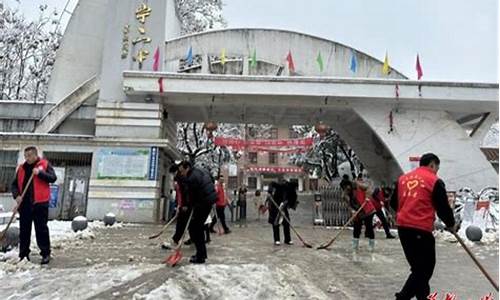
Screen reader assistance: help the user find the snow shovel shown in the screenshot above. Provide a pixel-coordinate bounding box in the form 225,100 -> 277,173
148,213 -> 178,239
0,174 -> 34,242
451,230 -> 499,291
317,201 -> 367,250
268,195 -> 313,248
164,210 -> 193,267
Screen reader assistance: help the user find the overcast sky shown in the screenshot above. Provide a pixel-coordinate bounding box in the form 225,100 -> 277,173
5,0 -> 498,82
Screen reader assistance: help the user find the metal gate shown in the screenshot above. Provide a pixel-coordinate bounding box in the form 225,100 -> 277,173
43,152 -> 92,220
320,186 -> 351,226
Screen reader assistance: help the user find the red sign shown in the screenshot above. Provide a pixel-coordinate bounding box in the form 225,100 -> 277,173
214,137 -> 313,150
247,166 -> 304,174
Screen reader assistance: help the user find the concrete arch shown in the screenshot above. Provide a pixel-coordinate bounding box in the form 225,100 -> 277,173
164,28 -> 407,79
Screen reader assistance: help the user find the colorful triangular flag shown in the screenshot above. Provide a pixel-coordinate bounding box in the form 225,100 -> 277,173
186,46 -> 193,65
350,50 -> 357,73
382,51 -> 390,75
250,48 -> 257,68
286,51 -> 295,73
152,46 -> 160,71
416,54 -> 423,80
220,48 -> 226,65
316,51 -> 324,72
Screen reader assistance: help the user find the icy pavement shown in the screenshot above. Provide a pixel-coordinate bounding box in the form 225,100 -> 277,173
0,199 -> 498,300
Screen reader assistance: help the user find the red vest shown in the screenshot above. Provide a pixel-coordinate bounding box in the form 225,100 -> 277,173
215,183 -> 226,207
355,187 -> 375,215
396,166 -> 439,232
17,159 -> 50,204
174,182 -> 183,206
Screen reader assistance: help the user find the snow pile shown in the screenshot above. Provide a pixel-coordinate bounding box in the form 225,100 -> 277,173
133,264 -> 329,300
0,263 -> 161,299
434,227 -> 499,247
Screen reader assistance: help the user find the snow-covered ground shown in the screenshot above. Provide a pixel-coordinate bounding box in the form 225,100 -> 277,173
0,219 -> 124,261
133,263 -> 329,300
0,263 -> 161,300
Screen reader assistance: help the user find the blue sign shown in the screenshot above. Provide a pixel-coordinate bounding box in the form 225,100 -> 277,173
148,147 -> 159,180
49,185 -> 59,208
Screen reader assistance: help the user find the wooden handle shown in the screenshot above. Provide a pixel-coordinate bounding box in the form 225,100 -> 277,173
452,231 -> 499,291
0,174 -> 34,241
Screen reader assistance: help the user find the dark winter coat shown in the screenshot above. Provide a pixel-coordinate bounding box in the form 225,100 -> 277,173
180,167 -> 217,208
267,181 -> 297,225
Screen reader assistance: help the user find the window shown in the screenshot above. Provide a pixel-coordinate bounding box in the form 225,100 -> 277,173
228,176 -> 238,189
249,152 -> 258,164
247,177 -> 257,189
269,152 -> 278,164
289,127 -> 300,138
0,151 -> 18,193
269,127 -> 278,139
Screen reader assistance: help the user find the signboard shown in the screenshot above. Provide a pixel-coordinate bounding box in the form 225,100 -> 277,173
49,185 -> 59,208
96,148 -> 151,180
148,147 -> 159,180
409,156 -> 420,170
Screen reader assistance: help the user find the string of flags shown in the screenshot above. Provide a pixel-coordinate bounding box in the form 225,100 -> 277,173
180,46 -> 424,79
151,45 -> 426,103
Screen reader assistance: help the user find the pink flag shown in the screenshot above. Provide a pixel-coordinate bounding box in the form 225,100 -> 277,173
416,54 -> 423,80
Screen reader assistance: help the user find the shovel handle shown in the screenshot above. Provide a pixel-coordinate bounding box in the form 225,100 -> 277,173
451,231 -> 499,291
0,174 -> 34,241
317,201 -> 367,250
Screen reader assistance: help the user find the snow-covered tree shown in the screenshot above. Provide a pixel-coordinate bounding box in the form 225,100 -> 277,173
175,0 -> 227,34
177,122 -> 276,176
288,125 -> 363,182
0,3 -> 61,102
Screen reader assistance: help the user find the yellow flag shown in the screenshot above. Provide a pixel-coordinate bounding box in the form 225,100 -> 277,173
221,48 -> 226,65
382,52 -> 390,75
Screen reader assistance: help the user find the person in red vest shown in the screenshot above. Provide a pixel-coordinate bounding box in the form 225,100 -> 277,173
350,174 -> 376,252
391,153 -> 456,300
371,186 -> 396,239
209,176 -> 231,234
11,146 -> 57,264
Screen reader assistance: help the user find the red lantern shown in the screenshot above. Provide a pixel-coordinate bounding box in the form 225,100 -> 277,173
204,121 -> 218,138
314,122 -> 329,139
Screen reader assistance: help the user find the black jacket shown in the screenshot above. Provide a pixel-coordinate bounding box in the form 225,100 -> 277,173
181,167 -> 217,207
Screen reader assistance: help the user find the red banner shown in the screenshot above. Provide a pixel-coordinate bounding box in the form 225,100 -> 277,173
214,137 -> 313,149
248,147 -> 310,153
247,166 -> 304,174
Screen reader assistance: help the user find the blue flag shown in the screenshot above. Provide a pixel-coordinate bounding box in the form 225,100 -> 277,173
186,46 -> 193,65
350,50 -> 357,73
